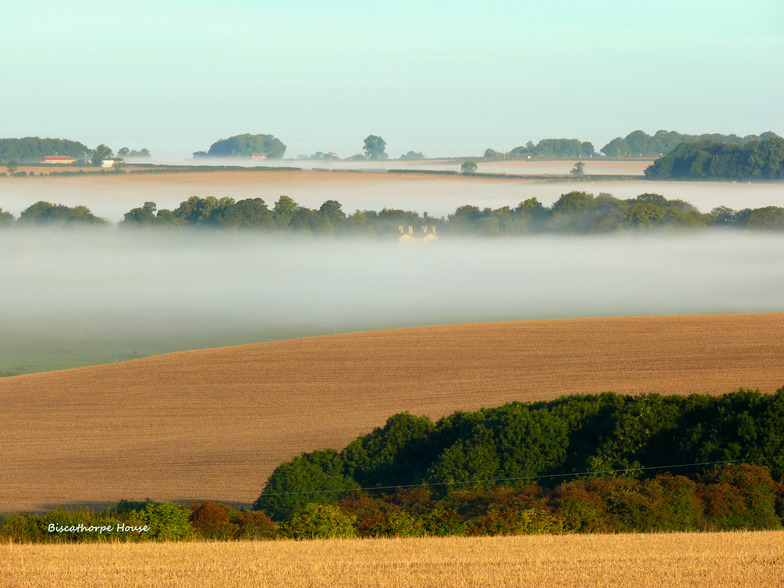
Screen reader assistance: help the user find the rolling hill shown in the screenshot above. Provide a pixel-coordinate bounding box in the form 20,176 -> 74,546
1,313 -> 782,512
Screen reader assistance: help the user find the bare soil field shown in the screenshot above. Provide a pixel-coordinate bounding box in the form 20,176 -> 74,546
2,531 -> 783,587
1,313 -> 782,512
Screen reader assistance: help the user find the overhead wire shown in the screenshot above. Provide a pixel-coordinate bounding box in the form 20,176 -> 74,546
256,454 -> 783,498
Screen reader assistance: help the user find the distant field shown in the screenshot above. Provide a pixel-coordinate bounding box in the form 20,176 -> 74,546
1,313 -> 782,513
0,327 -> 324,377
2,531 -> 782,587
3,163 -> 781,221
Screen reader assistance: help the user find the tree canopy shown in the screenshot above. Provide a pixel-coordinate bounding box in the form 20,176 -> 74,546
195,133 -> 286,159
363,135 -> 388,160
255,388 -> 784,519
485,139 -> 595,160
601,130 -> 779,158
645,136 -> 784,180
17,201 -> 107,226
0,137 -> 89,162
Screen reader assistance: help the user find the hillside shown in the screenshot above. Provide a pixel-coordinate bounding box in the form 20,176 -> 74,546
1,313 -> 782,512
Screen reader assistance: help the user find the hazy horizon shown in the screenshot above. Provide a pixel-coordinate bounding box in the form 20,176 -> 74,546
1,2 -> 781,159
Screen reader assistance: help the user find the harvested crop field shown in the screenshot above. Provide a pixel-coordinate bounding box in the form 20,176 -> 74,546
4,165 -> 783,224
2,531 -> 783,587
1,313 -> 783,512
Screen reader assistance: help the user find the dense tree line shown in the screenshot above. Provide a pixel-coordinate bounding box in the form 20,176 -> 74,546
0,137 -> 153,165
2,461 -> 781,542
0,137 -> 90,162
117,147 -> 151,158
483,131 -> 781,161
602,130 -> 779,158
485,139 -> 595,160
4,201 -> 108,227
3,192 -> 784,233
255,389 -> 784,520
193,133 -> 286,159
117,196 -> 440,235
644,136 -> 784,181
117,193 -> 784,234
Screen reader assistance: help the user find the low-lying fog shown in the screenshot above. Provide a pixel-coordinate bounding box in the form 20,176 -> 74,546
154,157 -> 653,176
2,230 -> 782,367
1,174 -> 783,223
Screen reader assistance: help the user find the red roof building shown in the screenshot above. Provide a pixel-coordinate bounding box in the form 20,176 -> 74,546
40,156 -> 76,164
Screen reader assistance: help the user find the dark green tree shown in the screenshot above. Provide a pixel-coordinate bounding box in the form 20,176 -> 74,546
461,160 -> 478,174
400,151 -> 425,160
319,200 -> 347,230
273,195 -> 299,228
121,201 -> 158,226
203,133 -> 286,158
90,144 -> 113,167
18,201 -> 106,226
0,208 -> 14,228
254,449 -> 359,520
363,135 -> 388,160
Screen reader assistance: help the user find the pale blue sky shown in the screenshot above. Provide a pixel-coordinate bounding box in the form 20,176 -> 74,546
1,0 -> 782,158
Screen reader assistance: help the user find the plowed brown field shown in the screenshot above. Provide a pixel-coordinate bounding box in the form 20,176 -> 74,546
1,313 -> 782,512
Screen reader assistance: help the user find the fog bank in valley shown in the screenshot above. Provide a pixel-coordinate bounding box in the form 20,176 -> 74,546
2,230 -> 782,369
1,172 -> 783,223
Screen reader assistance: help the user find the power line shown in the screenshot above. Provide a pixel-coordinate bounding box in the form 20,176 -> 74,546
257,455 -> 783,499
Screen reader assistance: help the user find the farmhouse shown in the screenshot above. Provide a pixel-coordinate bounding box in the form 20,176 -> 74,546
251,153 -> 268,160
398,225 -> 438,242
40,155 -> 75,165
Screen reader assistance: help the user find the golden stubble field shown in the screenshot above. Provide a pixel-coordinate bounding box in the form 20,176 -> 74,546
2,531 -> 783,587
1,313 -> 782,512
0,164 -> 645,222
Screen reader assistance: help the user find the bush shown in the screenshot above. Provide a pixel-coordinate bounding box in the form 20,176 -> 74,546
461,160 -> 478,174
468,506 -> 561,536
555,480 -> 610,533
236,511 -> 277,540
654,474 -> 704,531
189,502 -> 239,540
284,504 -> 356,540
134,502 -> 195,541
0,514 -> 46,543
698,464 -> 781,530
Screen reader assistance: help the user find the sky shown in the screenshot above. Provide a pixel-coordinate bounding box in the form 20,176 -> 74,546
1,0 -> 782,159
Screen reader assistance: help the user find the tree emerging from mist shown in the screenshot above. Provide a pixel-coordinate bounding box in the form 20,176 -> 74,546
3,192 -> 784,234
645,136 -> 784,181
193,133 -> 286,159
117,192 -> 784,234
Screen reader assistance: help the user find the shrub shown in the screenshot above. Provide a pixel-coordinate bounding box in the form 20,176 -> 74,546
134,502 -> 195,541
236,511 -> 277,540
0,514 -> 46,543
423,507 -> 467,537
189,502 -> 239,540
699,464 -> 781,530
653,474 -> 704,531
555,480 -> 610,533
284,504 -> 356,540
461,160 -> 478,174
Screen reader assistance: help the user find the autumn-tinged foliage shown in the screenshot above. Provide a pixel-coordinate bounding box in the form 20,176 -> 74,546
2,462 -> 782,543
